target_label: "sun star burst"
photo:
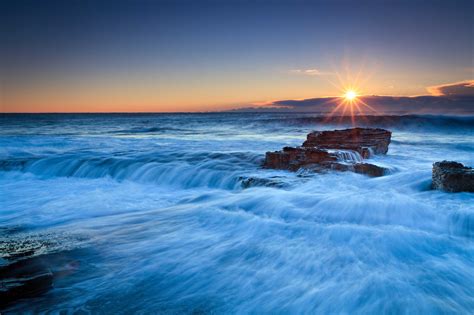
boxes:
[344,90,357,101]
[320,62,381,126]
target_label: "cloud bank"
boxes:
[427,80,474,96]
[232,80,474,114]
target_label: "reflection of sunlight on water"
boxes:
[1,113,474,313]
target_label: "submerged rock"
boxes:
[0,257,53,308]
[264,128,391,177]
[432,161,474,192]
[239,176,288,188]
[288,159,387,177]
[0,230,88,309]
[352,163,388,177]
[303,128,391,158]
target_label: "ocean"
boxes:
[1,113,473,313]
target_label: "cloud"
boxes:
[233,95,474,114]
[233,80,474,114]
[289,69,333,76]
[427,80,474,96]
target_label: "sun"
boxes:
[321,61,380,125]
[344,90,357,101]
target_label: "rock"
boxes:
[0,230,88,309]
[0,236,53,308]
[352,163,388,177]
[263,128,391,177]
[0,257,53,308]
[239,176,287,188]
[432,161,474,192]
[263,147,387,177]
[303,128,391,157]
[296,161,387,177]
[264,147,338,171]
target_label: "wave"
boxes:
[3,163,473,313]
[2,114,474,138]
[0,152,264,189]
[111,126,193,134]
[1,113,473,313]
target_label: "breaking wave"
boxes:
[0,152,263,189]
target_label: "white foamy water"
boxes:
[1,113,473,313]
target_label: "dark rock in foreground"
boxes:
[264,128,390,177]
[303,128,391,158]
[0,257,53,308]
[432,161,474,192]
[0,231,87,309]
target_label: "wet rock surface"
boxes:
[0,257,53,307]
[303,128,391,158]
[432,161,474,192]
[264,128,390,177]
[295,160,388,177]
[239,176,288,188]
[0,230,88,309]
[352,163,388,177]
[265,147,339,171]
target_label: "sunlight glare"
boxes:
[344,90,357,101]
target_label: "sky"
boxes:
[1,0,473,113]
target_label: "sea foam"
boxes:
[1,113,473,313]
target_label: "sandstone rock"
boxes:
[264,147,338,171]
[303,128,391,157]
[263,147,387,177]
[432,161,474,192]
[263,128,391,177]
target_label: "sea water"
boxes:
[1,113,473,313]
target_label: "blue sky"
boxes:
[1,0,473,112]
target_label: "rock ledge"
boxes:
[303,127,391,158]
[264,128,391,177]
